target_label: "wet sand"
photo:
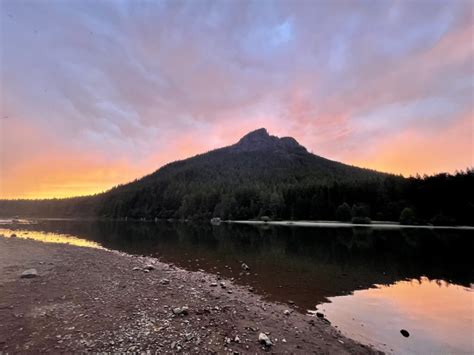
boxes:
[0,236,378,354]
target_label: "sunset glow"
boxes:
[1,0,473,199]
[0,228,104,249]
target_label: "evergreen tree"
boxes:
[336,202,352,222]
[399,207,416,225]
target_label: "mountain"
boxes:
[95,128,387,217]
[107,128,385,196]
[1,128,473,225]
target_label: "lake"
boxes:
[1,219,472,353]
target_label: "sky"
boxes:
[1,0,473,199]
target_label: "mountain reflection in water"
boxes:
[2,220,472,308]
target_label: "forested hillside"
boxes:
[1,129,473,225]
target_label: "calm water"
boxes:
[1,219,473,353]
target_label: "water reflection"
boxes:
[0,227,103,249]
[1,220,473,353]
[320,277,473,353]
[2,221,472,304]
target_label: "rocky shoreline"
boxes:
[0,236,379,353]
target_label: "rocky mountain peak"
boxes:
[237,128,271,144]
[233,128,307,153]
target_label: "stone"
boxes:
[210,283,218,287]
[132,267,141,271]
[143,264,155,271]
[241,263,250,271]
[220,282,226,289]
[284,310,291,316]
[160,278,170,285]
[20,269,38,278]
[258,332,272,347]
[316,312,325,318]
[172,306,189,316]
[400,329,410,337]
[234,335,240,343]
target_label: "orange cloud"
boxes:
[348,114,473,176]
[1,154,148,199]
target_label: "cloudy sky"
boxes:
[1,0,473,198]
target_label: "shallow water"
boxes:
[0,227,103,249]
[1,219,472,353]
[321,278,473,353]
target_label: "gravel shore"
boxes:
[0,236,378,353]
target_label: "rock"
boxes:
[284,310,291,316]
[160,278,170,285]
[400,329,410,337]
[248,287,255,292]
[258,332,272,347]
[20,269,38,278]
[132,267,141,271]
[210,217,222,225]
[234,335,240,343]
[210,283,218,287]
[241,263,250,271]
[172,306,189,316]
[143,264,155,271]
[316,312,325,318]
[288,300,295,305]
[322,318,331,325]
[220,282,226,289]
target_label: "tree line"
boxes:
[1,169,472,226]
